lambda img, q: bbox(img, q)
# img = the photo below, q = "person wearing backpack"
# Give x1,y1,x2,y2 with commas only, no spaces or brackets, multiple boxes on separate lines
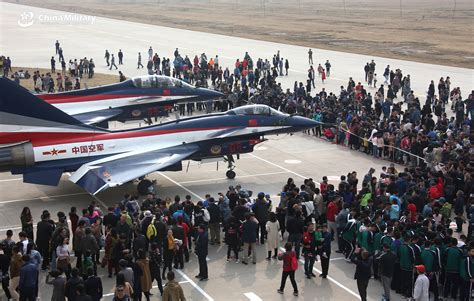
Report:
277,242,298,297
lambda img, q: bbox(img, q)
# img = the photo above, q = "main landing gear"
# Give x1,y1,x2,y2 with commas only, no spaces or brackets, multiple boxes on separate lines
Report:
224,155,237,179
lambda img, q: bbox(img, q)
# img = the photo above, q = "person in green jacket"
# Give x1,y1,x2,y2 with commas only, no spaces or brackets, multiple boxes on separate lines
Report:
444,237,463,299
342,219,357,261
459,245,474,301
421,240,439,300
398,237,415,298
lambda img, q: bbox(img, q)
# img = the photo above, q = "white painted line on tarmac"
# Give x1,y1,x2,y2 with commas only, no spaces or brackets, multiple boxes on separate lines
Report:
175,269,214,301
244,292,263,301
157,172,203,200
0,192,89,204
0,178,22,182
248,153,308,179
279,247,361,299
178,171,289,184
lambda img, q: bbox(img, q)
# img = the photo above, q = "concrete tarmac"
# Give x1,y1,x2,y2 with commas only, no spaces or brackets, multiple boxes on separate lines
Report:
0,2,470,300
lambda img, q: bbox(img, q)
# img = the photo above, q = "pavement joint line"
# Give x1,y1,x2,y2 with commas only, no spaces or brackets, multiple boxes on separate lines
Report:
178,171,289,184
0,192,89,204
279,247,361,299
175,268,214,301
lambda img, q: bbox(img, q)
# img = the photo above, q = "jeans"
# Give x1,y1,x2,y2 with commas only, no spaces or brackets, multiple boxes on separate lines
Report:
242,242,256,263
280,271,298,293
304,254,315,276
19,287,36,301
321,253,330,276
381,275,392,300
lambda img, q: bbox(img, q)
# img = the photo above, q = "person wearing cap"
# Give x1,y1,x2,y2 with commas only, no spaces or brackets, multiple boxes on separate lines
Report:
413,265,429,301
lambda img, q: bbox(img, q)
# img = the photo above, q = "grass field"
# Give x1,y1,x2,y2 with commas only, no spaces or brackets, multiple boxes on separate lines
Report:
10,66,117,91
7,0,474,68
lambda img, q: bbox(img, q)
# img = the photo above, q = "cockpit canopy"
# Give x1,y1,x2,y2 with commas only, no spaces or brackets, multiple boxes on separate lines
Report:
229,104,287,116
131,75,194,89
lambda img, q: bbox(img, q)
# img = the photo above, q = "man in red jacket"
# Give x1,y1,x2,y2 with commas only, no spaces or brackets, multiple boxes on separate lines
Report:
326,196,340,241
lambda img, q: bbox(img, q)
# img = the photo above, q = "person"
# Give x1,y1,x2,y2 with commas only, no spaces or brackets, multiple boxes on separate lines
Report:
320,223,332,278
136,250,152,301
195,224,208,281
104,50,110,66
46,270,66,301
413,265,429,301
75,284,92,301
377,243,396,301
0,243,11,301
459,244,474,301
19,254,38,301
84,268,102,301
286,210,304,259
118,50,124,65
207,197,221,245
113,284,131,301
351,248,372,301
149,243,163,296
162,271,186,301
65,268,84,301
277,242,298,296
115,273,133,298
162,230,176,279
224,216,240,262
265,212,280,260
325,60,331,77
137,53,144,69
9,245,22,301
241,213,258,265
302,222,317,279
56,237,71,279
20,207,34,240
110,54,118,70
308,49,313,65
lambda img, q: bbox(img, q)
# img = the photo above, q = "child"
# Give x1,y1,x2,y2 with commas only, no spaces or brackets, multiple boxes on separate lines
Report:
277,242,299,296
82,250,94,277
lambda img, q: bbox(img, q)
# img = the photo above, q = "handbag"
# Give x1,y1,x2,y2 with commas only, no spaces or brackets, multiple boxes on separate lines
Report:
57,256,70,270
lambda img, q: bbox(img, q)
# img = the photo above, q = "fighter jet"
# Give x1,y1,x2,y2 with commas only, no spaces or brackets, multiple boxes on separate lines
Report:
37,75,223,126
0,78,318,195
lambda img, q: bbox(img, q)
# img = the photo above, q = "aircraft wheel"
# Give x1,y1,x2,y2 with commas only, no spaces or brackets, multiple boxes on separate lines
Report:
226,170,236,179
137,179,153,195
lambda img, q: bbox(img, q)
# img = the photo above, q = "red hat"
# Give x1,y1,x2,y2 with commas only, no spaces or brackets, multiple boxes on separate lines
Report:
415,265,425,273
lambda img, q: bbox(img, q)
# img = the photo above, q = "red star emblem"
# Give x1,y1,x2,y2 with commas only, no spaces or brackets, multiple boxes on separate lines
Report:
51,148,59,155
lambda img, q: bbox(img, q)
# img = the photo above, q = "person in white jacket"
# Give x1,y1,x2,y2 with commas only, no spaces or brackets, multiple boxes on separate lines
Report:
265,212,280,260
413,265,430,301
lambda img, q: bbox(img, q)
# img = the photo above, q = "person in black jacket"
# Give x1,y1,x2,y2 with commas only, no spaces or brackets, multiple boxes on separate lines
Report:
195,225,209,281
149,243,163,296
207,198,221,245
351,248,372,301
84,267,103,301
377,244,396,301
65,268,84,301
287,210,304,259
103,207,119,229
0,243,11,300
36,212,54,271
75,283,92,301
253,193,269,244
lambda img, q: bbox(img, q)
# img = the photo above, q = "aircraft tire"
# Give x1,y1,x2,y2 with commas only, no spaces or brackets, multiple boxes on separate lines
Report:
226,170,236,179
137,179,153,195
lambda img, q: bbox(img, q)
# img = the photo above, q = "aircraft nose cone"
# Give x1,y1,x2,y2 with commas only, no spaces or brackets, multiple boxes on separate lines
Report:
292,115,320,129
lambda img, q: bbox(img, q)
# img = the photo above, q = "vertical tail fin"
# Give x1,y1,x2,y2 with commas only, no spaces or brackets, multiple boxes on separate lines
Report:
0,77,86,126
0,77,93,145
